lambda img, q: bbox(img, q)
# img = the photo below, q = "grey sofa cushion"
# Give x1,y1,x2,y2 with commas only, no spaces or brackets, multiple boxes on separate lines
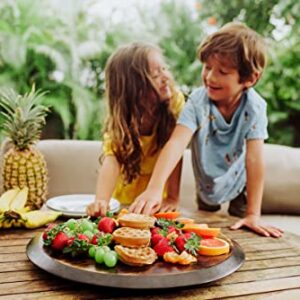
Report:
262,144,300,214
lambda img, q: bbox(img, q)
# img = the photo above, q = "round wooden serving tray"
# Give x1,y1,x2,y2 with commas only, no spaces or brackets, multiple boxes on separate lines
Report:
26,233,245,289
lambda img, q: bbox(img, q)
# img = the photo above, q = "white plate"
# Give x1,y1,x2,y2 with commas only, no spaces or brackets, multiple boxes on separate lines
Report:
45,194,120,217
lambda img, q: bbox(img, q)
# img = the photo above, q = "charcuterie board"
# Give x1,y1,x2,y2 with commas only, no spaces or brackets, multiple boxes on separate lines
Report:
26,233,245,289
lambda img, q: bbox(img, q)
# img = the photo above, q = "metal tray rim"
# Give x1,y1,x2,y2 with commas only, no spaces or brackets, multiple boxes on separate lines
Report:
26,233,245,289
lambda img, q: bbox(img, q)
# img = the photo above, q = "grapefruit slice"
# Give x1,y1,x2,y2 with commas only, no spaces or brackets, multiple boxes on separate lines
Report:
154,211,180,220
198,238,230,256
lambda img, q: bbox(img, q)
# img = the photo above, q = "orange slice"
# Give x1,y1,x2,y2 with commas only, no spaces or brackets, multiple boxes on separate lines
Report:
176,217,195,224
163,251,197,265
163,251,179,263
154,211,180,220
116,208,129,220
182,224,221,238
198,238,230,256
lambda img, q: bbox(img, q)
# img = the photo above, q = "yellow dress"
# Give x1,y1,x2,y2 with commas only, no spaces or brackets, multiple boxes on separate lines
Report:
102,92,185,205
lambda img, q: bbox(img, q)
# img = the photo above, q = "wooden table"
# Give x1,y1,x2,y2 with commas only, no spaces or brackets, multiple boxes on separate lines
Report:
1,209,300,299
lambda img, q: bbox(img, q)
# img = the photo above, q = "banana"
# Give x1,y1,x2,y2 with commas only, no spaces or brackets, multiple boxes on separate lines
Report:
0,187,61,229
22,210,61,229
14,219,25,228
0,188,20,213
0,187,59,230
2,219,13,229
9,187,28,211
0,214,5,228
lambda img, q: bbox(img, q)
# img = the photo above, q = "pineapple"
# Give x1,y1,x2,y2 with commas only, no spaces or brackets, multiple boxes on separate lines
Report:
0,87,49,210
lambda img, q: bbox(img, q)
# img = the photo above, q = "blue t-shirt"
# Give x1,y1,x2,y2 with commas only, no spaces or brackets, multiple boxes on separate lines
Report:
178,86,268,205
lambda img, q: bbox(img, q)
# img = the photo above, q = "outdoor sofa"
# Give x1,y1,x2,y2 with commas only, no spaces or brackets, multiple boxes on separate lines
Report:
1,139,299,235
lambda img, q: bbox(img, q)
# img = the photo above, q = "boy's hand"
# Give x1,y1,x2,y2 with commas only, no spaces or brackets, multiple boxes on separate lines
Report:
129,189,163,215
86,199,108,217
159,197,179,212
230,214,284,238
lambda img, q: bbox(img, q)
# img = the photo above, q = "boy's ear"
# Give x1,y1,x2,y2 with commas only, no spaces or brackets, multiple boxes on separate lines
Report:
244,72,261,88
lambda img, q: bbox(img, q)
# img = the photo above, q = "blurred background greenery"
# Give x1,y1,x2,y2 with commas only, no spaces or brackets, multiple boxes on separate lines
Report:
0,0,299,146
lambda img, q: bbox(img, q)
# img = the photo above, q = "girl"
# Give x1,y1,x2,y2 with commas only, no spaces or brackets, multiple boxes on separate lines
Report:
86,42,185,217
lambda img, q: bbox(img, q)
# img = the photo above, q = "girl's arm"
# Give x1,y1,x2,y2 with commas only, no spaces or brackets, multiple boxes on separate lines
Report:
230,139,283,237
160,158,183,212
86,155,120,217
129,124,193,215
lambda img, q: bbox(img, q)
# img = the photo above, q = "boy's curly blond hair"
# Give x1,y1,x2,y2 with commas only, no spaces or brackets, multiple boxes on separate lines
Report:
197,22,267,83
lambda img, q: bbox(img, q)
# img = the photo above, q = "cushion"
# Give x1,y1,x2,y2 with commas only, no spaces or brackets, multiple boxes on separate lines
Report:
0,139,102,198
262,144,300,214
180,144,300,214
36,140,102,198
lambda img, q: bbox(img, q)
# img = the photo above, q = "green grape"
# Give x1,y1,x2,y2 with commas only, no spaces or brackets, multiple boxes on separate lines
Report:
95,247,105,264
65,218,77,230
83,230,94,240
110,250,118,260
88,246,97,258
93,228,100,234
80,219,94,232
102,245,110,252
103,251,118,268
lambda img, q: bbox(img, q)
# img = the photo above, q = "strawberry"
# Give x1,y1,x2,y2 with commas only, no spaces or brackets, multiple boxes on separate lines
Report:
51,232,69,251
66,236,75,247
175,233,192,252
151,227,162,235
42,223,57,240
98,217,116,233
91,234,98,245
175,233,200,255
153,237,174,257
151,233,165,246
77,233,90,242
63,235,90,257
167,226,178,234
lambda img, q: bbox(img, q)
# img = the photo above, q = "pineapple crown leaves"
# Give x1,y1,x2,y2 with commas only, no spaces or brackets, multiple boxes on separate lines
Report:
0,86,49,149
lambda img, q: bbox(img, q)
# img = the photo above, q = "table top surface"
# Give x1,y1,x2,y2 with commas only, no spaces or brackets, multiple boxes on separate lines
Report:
1,208,300,300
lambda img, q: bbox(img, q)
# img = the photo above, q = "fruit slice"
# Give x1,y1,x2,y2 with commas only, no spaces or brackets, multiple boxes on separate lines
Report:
163,250,197,265
23,210,62,228
153,211,180,220
9,187,28,211
198,238,230,256
176,217,195,224
182,224,220,238
117,208,129,220
0,188,20,212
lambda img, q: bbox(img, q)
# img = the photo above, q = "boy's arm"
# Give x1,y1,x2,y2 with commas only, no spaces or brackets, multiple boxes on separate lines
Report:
230,139,283,237
160,158,183,212
129,125,193,215
86,155,120,217
246,139,265,217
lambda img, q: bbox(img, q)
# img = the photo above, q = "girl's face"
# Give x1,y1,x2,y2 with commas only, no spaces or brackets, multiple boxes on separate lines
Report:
202,54,250,105
148,50,172,101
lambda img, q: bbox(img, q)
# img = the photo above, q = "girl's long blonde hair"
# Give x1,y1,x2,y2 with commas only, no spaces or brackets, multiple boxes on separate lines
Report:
104,42,178,183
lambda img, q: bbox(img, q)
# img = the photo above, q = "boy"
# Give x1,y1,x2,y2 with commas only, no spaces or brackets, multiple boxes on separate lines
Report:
130,23,283,238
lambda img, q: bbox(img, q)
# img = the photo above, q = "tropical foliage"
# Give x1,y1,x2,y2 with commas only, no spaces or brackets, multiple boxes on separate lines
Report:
0,0,299,146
